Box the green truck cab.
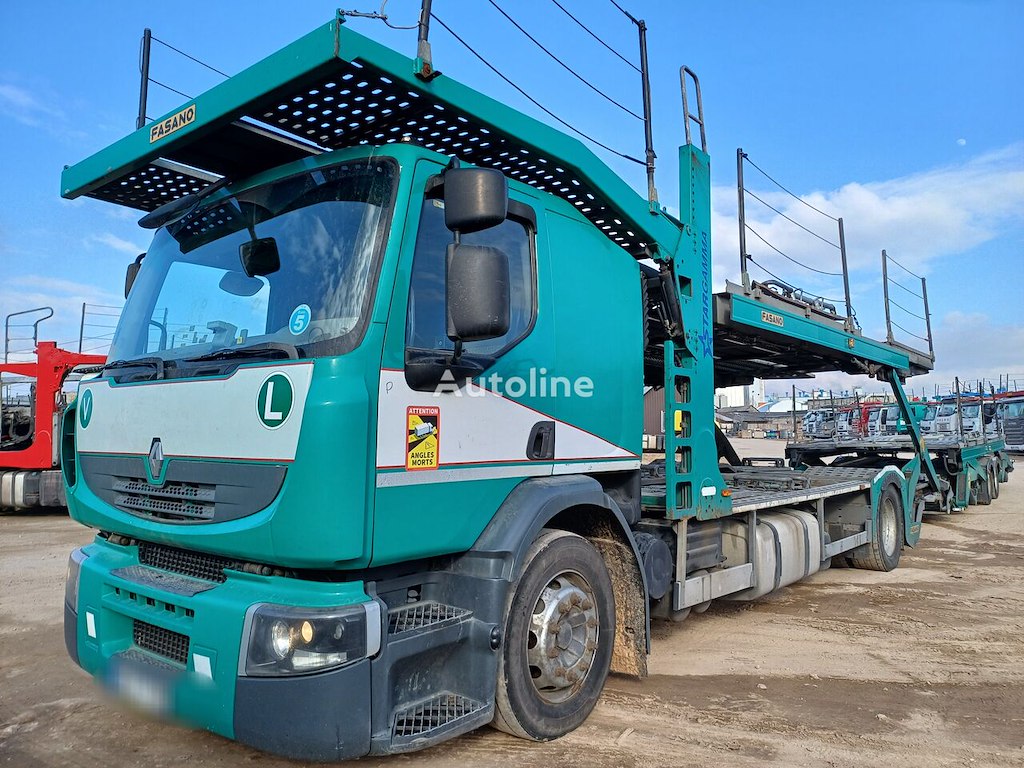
[59,13,1002,761]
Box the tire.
[850,484,904,572]
[974,479,991,507]
[690,569,712,613]
[492,530,615,741]
[990,463,1001,500]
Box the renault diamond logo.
[148,438,165,481]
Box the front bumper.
[65,536,377,761]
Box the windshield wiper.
[101,357,167,380]
[183,342,299,364]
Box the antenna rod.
[637,19,657,206]
[137,28,152,130]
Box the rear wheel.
[850,484,904,571]
[492,530,614,741]
[990,462,1001,500]
[690,569,712,614]
[977,467,993,505]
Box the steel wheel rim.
[880,496,898,556]
[526,569,600,704]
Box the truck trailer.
[58,13,1010,761]
[1,309,105,510]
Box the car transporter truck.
[58,11,1013,761]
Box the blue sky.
[1,1,1021,394]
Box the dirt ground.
[2,439,1022,768]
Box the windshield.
[868,410,879,422]
[937,405,956,417]
[107,159,396,374]
[922,407,936,421]
[1007,402,1024,418]
[962,404,980,417]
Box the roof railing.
[4,307,53,363]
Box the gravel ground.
[2,440,1021,767]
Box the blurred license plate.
[108,657,172,716]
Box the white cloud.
[86,232,146,256]
[957,138,967,147]
[0,79,87,141]
[712,143,1024,289]
[0,83,62,124]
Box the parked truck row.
[50,11,1014,762]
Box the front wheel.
[492,530,614,741]
[850,484,904,572]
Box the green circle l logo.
[79,389,94,429]
[257,373,294,430]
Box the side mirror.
[125,253,145,298]
[446,243,510,342]
[443,167,508,234]
[240,237,280,277]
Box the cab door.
[370,164,547,565]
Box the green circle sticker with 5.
[257,373,294,429]
[79,389,94,429]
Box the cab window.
[406,198,535,358]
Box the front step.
[388,601,471,635]
[391,692,491,752]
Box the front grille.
[138,541,230,583]
[133,619,189,665]
[393,693,483,739]
[112,476,215,521]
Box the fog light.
[270,620,292,659]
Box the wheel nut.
[570,593,581,606]
[558,601,571,614]
[566,670,579,683]
[580,599,593,610]
[554,666,566,678]
[587,618,598,629]
[547,647,560,658]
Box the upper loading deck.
[61,14,677,259]
[62,13,933,385]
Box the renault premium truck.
[59,13,999,761]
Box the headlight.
[64,548,87,609]
[243,601,381,677]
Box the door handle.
[527,421,555,461]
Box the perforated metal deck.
[641,464,876,514]
[63,18,663,256]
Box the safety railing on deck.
[4,307,53,363]
[880,249,935,361]
[736,149,856,331]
